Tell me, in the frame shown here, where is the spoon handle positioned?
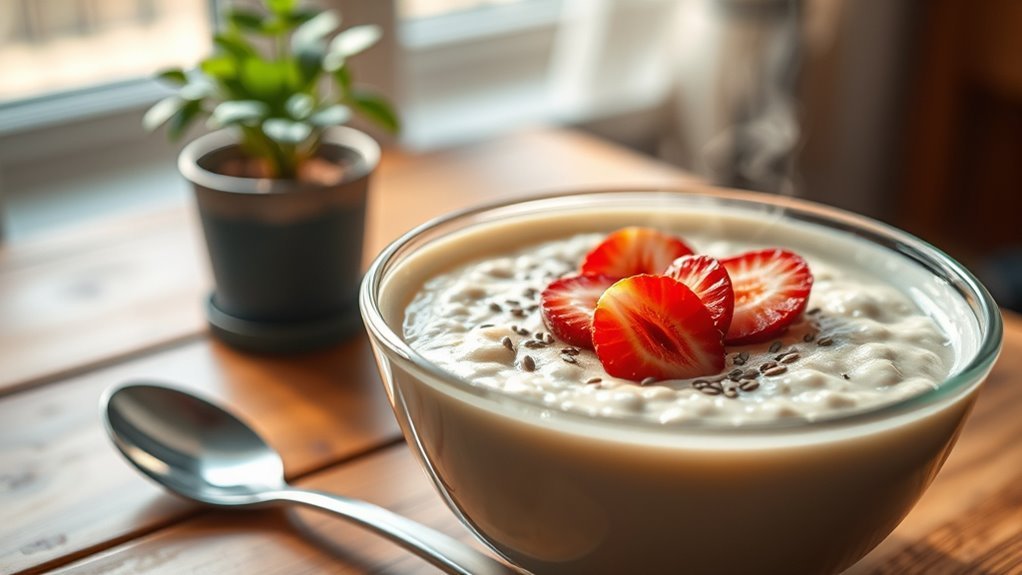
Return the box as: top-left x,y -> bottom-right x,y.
273,487 -> 521,575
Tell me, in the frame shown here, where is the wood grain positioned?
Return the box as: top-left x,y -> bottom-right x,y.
47,315 -> 1022,575
0,337 -> 398,575
0,128 -> 695,396
7,128 -> 1020,574
50,442 -> 489,575
0,209 -> 209,395
871,479 -> 1022,574
0,128 -> 697,574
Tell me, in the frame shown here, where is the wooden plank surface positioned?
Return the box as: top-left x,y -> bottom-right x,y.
0,128 -> 694,396
0,338 -> 398,575
0,128 -> 698,574
51,314 -> 1021,575
50,443 -> 481,575
0,209 -> 209,394
49,314 -> 1022,575
6,127 -> 1019,574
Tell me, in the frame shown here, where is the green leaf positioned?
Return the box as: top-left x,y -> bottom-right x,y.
225,7 -> 266,33
332,66 -> 352,95
239,59 -> 288,104
291,10 -> 339,62
260,15 -> 291,35
200,55 -> 238,81
267,0 -> 296,15
284,8 -> 321,27
323,52 -> 344,73
213,33 -> 256,60
167,99 -> 203,141
284,60 -> 307,92
291,12 -> 338,86
309,104 -> 351,127
263,118 -> 313,144
294,54 -> 322,89
211,100 -> 269,127
349,90 -> 400,133
285,94 -> 315,120
179,81 -> 213,101
142,96 -> 185,132
155,68 -> 187,85
328,25 -> 381,59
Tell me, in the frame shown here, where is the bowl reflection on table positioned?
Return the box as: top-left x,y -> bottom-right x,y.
359,189 -> 1002,575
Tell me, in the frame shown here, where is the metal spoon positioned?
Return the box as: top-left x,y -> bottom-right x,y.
101,382 -> 518,575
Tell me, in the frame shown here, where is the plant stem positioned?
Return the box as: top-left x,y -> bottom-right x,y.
276,35 -> 286,60
241,125 -> 293,179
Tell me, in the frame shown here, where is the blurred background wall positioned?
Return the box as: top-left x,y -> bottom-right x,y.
0,0 -> 1019,308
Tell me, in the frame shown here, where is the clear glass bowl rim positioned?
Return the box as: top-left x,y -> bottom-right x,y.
360,187 -> 1004,436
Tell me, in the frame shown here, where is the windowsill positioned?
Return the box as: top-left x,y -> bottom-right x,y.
1,140 -> 188,242
0,79 -> 170,137
1,0 -> 675,239
396,0 -> 564,149
399,0 -> 563,48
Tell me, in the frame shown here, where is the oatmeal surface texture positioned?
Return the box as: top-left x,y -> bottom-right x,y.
402,233 -> 952,425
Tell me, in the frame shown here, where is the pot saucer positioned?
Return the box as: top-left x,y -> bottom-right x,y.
205,294 -> 362,353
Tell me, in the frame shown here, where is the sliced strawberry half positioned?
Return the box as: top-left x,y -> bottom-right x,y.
580,227 -> 694,279
592,275 -> 724,381
540,274 -> 617,349
720,249 -> 813,345
665,254 -> 734,336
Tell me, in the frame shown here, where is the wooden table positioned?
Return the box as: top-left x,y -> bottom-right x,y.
1,128 -> 1019,575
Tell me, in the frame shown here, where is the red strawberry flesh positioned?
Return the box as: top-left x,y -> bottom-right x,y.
580,227 -> 693,279
592,275 -> 724,381
540,274 -> 617,349
665,254 -> 734,336
721,249 -> 813,344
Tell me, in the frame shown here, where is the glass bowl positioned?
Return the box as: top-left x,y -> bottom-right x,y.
359,188 -> 1002,575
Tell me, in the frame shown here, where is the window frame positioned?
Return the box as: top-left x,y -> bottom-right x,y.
2,0 -> 634,238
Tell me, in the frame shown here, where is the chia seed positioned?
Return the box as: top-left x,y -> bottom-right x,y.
521,355 -> 537,371
739,380 -> 760,392
779,352 -> 801,364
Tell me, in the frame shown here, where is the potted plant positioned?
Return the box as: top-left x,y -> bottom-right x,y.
144,0 -> 398,353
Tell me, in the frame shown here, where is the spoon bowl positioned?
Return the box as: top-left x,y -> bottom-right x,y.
101,382 -> 518,575
104,383 -> 286,506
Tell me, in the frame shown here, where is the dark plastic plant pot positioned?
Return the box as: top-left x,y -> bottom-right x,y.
178,127 -> 380,353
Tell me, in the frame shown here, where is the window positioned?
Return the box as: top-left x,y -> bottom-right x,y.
0,0 -> 211,103
395,0 -> 677,149
0,0 -> 216,239
0,0 -> 679,239
400,0 -> 526,20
